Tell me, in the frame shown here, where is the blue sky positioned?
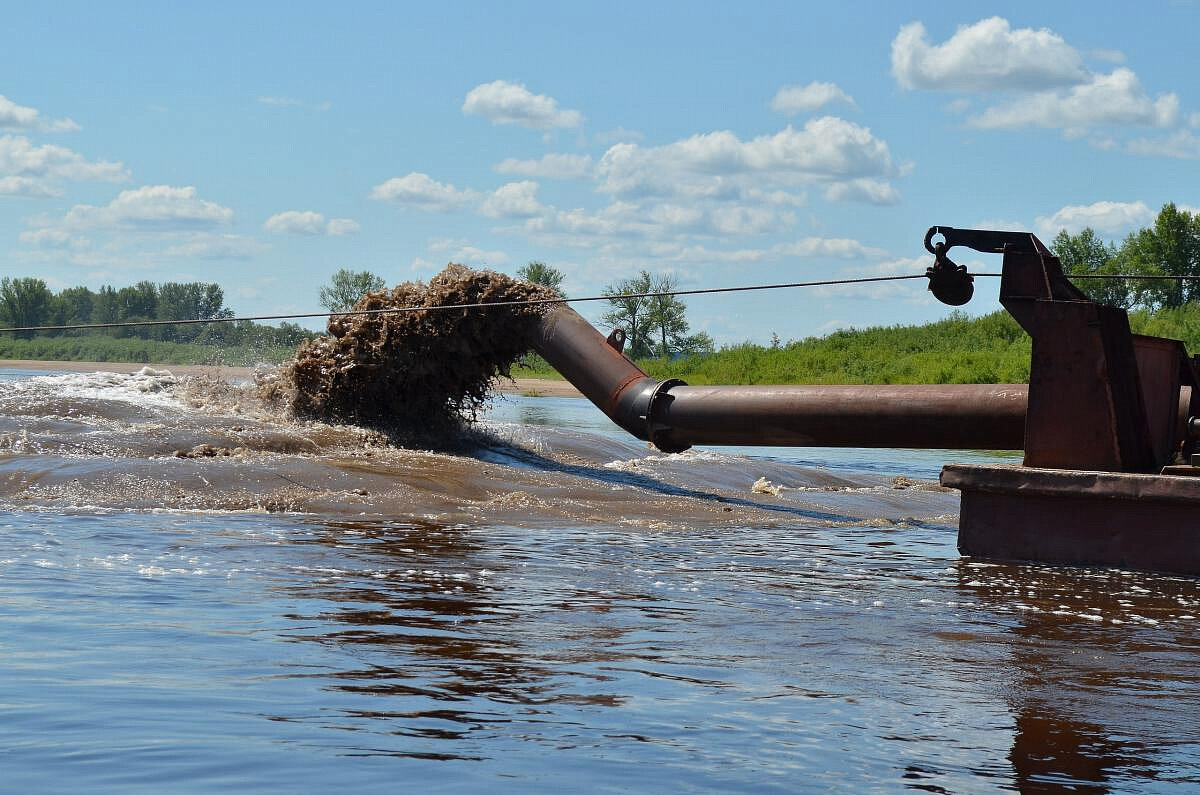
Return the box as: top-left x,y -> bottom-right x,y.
3,2 -> 1199,342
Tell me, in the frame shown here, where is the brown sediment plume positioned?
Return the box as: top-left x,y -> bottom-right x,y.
264,264 -> 558,439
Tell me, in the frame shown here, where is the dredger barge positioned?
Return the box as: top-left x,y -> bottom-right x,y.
530,227 -> 1200,575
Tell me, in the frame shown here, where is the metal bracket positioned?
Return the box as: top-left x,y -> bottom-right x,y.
605,328 -> 626,353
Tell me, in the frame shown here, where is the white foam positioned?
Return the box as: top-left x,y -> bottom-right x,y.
2,370 -> 184,410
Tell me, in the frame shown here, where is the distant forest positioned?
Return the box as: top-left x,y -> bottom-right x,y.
0,278 -> 314,365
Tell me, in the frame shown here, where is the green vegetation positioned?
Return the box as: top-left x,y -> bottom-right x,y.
1056,202 -> 1200,310
517,261 -> 565,296
601,270 -> 713,358
318,269 -> 387,312
0,333 -> 298,366
0,277 -> 315,366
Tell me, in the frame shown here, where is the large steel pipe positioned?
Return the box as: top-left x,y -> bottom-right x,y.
532,302 -> 658,439
652,384 -> 1027,451
531,304 -> 1028,451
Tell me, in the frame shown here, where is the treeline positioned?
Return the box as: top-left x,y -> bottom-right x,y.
1055,202 -> 1200,309
0,277 -> 313,349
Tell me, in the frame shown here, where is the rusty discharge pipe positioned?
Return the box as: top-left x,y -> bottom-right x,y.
531,304 -> 1028,452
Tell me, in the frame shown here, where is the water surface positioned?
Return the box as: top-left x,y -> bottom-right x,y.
1,367 -> 1198,792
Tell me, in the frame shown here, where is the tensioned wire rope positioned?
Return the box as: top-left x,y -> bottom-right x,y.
0,270 -> 1196,335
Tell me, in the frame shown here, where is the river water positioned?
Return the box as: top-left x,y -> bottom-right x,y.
1,367 -> 1199,792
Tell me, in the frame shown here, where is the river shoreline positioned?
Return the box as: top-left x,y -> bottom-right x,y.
0,359 -> 582,398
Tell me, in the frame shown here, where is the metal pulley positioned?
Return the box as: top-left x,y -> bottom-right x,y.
925,240 -> 974,306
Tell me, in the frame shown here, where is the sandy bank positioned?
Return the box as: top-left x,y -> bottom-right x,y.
0,359 -> 581,397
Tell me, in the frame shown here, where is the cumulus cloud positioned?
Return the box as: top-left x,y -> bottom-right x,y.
822,178 -> 901,205
0,175 -> 63,198
427,237 -> 510,266
480,181 -> 545,218
462,80 -> 583,130
0,94 -> 80,133
1034,200 -> 1153,238
264,209 -> 360,236
19,227 -> 81,248
162,233 -> 264,260
494,153 -> 593,179
21,186 -> 258,267
671,237 -> 887,264
891,18 -> 1087,91
595,117 -> 898,201
370,172 -> 478,210
771,81 -> 856,115
63,185 -> 234,229
521,198 -> 795,242
1127,130 -> 1200,160
892,17 -> 1184,141
969,68 -> 1178,131
0,135 -> 127,186
326,217 -> 360,236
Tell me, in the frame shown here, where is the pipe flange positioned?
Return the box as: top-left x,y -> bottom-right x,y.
646,378 -> 689,453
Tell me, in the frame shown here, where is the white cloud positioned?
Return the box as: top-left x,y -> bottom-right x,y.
326,217 -> 360,236
480,180 -> 545,218
0,175 -> 63,198
370,172 -> 478,210
891,18 -> 1087,91
427,238 -> 510,266
63,185 -> 234,229
1127,130 -> 1200,160
0,135 -> 127,184
462,80 -> 583,130
817,256 -> 948,303
822,178 -> 901,205
19,227 -> 82,248
162,233 -> 264,260
264,209 -> 361,236
595,117 -> 898,201
521,198 -> 796,242
771,81 -> 855,115
671,237 -> 887,264
1034,200 -> 1153,238
969,68 -> 1178,131
494,153 -> 593,179
0,94 -> 80,133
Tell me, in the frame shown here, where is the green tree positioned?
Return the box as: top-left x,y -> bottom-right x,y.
645,273 -> 713,358
517,261 -> 565,297
54,286 -> 96,327
157,282 -> 230,341
601,271 -> 655,357
1051,228 -> 1132,308
646,273 -> 687,358
1118,203 -> 1200,309
319,269 -> 386,312
0,277 -> 53,338
92,286 -> 120,334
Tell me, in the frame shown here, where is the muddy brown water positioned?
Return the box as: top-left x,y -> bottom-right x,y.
2,365 -> 1199,792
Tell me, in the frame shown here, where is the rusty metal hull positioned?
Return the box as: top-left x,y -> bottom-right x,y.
654,384 -> 1027,450
943,464 -> 1200,575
